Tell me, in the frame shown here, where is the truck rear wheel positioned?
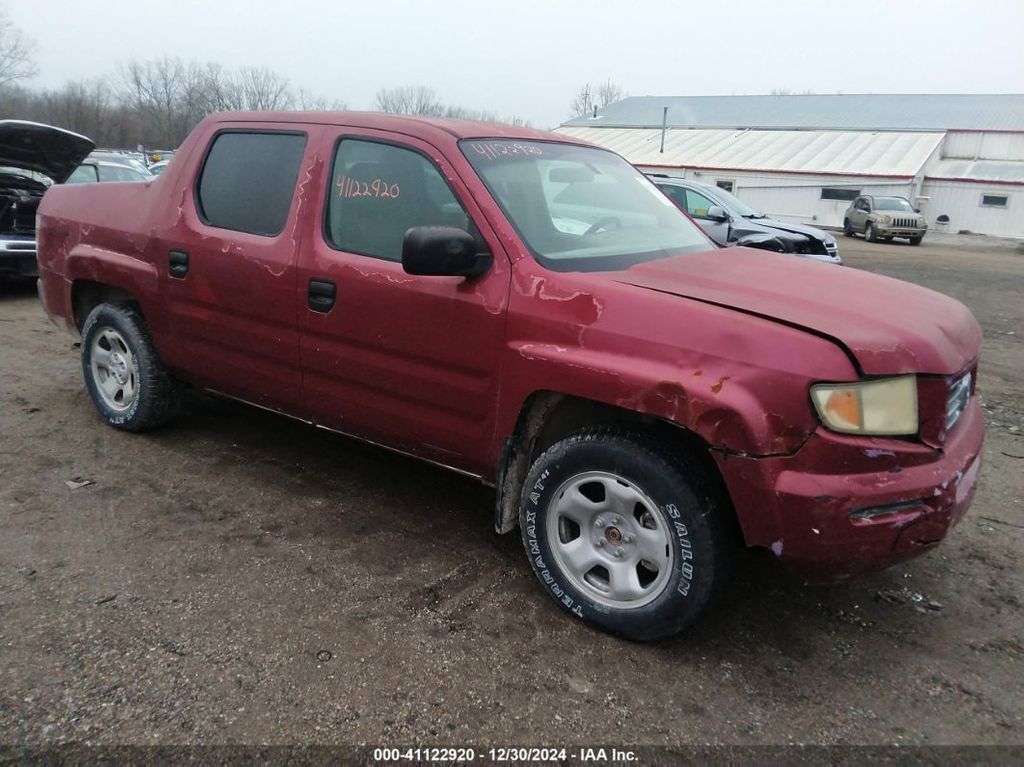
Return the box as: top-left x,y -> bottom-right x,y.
81,302 -> 180,431
519,427 -> 733,641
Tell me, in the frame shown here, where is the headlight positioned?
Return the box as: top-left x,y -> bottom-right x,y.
880,215 -> 891,224
810,376 -> 918,435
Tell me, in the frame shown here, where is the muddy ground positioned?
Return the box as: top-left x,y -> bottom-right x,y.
1,234 -> 1021,747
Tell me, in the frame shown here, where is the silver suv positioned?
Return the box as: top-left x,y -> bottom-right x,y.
843,195 -> 927,245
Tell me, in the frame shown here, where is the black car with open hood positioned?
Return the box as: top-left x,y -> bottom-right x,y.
1,120 -> 94,280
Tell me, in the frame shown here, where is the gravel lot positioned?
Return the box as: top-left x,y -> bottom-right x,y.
1,234 -> 1021,747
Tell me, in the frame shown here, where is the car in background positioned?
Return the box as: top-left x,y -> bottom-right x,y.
648,175 -> 841,265
843,195 -> 927,245
145,150 -> 175,165
67,160 -> 153,183
148,159 -> 170,176
89,151 -> 152,178
0,120 -> 94,281
86,152 -> 155,180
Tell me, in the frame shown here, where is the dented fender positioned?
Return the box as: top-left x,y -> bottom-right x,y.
491,258 -> 860,464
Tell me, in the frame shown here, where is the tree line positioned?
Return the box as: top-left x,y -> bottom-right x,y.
0,68 -> 541,150
0,57 -> 347,150
2,6 -> 628,150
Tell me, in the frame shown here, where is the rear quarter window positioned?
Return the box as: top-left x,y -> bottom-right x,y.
197,131 -> 307,236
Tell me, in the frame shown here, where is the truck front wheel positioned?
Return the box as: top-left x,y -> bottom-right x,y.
80,302 -> 180,431
519,428 -> 734,640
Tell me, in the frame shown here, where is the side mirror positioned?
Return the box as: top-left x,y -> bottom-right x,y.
914,207 -> 921,213
706,205 -> 730,223
402,226 -> 491,278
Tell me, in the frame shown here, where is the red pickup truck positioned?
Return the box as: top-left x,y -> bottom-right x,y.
36,112 -> 984,640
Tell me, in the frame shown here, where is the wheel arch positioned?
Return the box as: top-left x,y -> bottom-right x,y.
71,280 -> 139,331
494,390 -> 736,538
65,245 -> 160,332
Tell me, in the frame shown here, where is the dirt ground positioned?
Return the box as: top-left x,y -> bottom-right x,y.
1,234 -> 1021,748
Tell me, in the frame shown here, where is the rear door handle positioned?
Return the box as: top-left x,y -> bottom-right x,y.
308,279 -> 336,313
168,250 -> 189,278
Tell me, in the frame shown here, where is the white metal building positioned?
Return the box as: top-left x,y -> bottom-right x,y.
556,94 -> 1024,238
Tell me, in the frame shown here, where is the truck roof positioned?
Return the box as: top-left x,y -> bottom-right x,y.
204,111 -> 586,144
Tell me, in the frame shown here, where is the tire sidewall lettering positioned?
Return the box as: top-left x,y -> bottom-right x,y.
522,445 -> 710,634
665,503 -> 695,596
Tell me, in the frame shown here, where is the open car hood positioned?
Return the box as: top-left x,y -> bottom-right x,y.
0,121 -> 94,184
752,218 -> 833,242
616,247 -> 980,376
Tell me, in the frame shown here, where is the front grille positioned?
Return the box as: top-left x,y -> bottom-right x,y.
891,217 -> 918,229
946,372 -> 972,430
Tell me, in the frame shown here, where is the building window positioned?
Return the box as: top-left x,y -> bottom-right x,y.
980,194 -> 1009,208
715,180 -> 735,193
820,188 -> 861,201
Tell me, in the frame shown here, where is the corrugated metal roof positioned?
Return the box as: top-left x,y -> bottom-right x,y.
926,157 -> 1024,184
555,126 -> 943,178
562,94 -> 1024,132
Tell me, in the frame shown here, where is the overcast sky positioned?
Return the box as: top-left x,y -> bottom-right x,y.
7,0 -> 1024,128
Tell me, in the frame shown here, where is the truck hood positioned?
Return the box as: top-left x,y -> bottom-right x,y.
0,121 -> 94,184
616,247 -> 980,375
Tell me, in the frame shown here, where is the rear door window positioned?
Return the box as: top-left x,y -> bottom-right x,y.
197,131 -> 307,236
325,139 -> 470,262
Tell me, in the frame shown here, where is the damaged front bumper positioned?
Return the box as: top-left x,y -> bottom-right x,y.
715,397 -> 984,580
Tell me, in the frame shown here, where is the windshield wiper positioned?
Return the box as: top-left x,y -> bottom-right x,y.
742,213 -> 767,219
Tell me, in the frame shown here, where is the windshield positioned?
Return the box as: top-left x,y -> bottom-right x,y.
704,184 -> 761,217
461,139 -> 712,271
874,197 -> 915,212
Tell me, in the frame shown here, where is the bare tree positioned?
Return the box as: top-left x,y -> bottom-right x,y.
0,5 -> 36,87
570,79 -> 626,117
197,62 -> 243,112
294,88 -> 347,111
375,85 -> 441,115
570,83 -> 595,118
596,79 -> 625,109
40,79 -> 113,141
120,57 -> 189,146
374,85 -> 528,126
236,66 -> 293,111
120,57 -> 227,146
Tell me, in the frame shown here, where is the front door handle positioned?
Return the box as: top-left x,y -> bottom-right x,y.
168,250 -> 189,278
308,279 -> 336,313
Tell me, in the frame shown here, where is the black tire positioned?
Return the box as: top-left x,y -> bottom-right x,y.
865,222 -> 877,243
519,427 -> 734,641
909,235 -> 923,246
80,302 -> 180,431
843,219 -> 854,237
